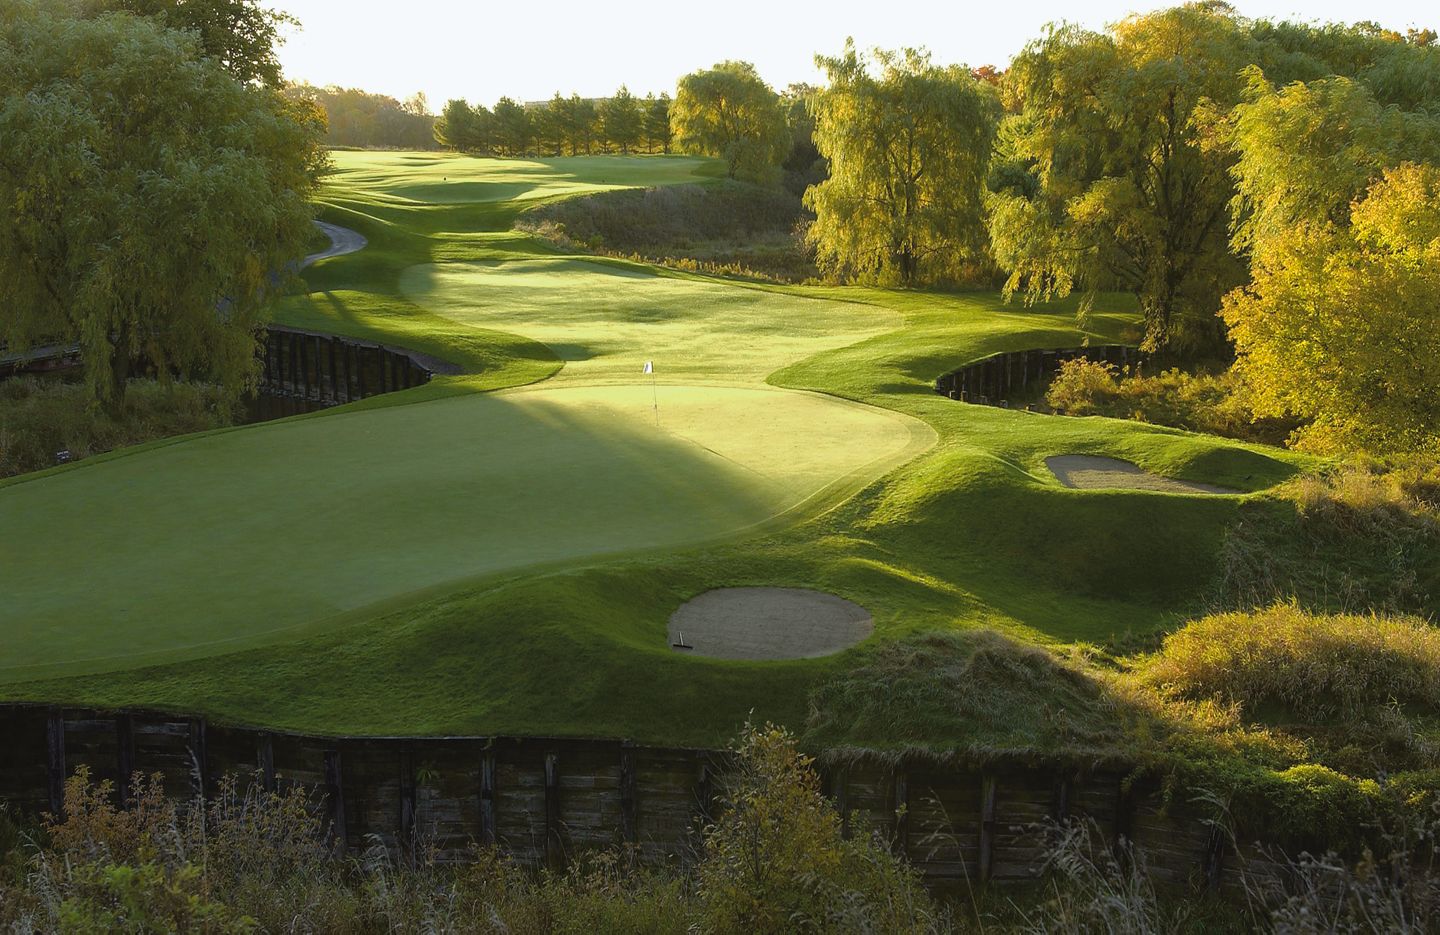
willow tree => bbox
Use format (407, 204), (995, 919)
(0, 2), (325, 409)
(989, 6), (1254, 352)
(805, 43), (999, 285)
(671, 61), (790, 183)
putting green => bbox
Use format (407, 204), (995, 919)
(0, 383), (926, 680)
(398, 259), (899, 383)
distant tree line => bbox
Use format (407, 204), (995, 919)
(434, 89), (673, 158)
(286, 84), (436, 150)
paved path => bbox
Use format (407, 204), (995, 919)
(303, 221), (367, 268)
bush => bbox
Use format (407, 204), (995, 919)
(1044, 358), (1296, 446)
(0, 376), (237, 478)
(698, 724), (939, 933)
(1142, 605), (1440, 721)
(1, 727), (937, 932)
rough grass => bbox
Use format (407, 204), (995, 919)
(804, 631), (1132, 762)
(1214, 459), (1440, 615)
(516, 180), (815, 282)
(1142, 605), (1440, 720)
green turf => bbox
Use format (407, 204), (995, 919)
(0, 151), (1314, 745)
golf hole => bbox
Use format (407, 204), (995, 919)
(667, 587), (873, 660)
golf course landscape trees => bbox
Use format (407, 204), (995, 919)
(989, 5), (1252, 352)
(1224, 163), (1440, 455)
(671, 61), (791, 183)
(601, 85), (643, 154)
(82, 0), (294, 87)
(0, 0), (325, 408)
(806, 43), (1000, 285)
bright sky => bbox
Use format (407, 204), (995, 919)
(274, 0), (1437, 110)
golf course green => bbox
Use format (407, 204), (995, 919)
(0, 151), (1309, 743)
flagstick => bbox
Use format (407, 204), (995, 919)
(650, 369), (660, 428)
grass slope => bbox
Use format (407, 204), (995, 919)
(0, 152), (1310, 746)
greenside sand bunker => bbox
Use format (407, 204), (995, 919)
(668, 588), (873, 660)
(1046, 455), (1239, 495)
(0, 384), (927, 680)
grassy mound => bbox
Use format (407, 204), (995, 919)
(1214, 460), (1440, 615)
(1143, 605), (1440, 719)
(804, 631), (1130, 761)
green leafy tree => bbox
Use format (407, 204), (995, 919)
(288, 84), (434, 149)
(0, 2), (325, 409)
(779, 82), (825, 195)
(82, 0), (294, 87)
(644, 92), (672, 153)
(536, 93), (568, 156)
(672, 61), (790, 183)
(1223, 163), (1440, 455)
(569, 94), (597, 155)
(601, 85), (643, 154)
(491, 97), (531, 157)
(989, 6), (1255, 351)
(1223, 67), (1440, 455)
(806, 43), (1000, 285)
(434, 98), (481, 152)
(1227, 70), (1440, 263)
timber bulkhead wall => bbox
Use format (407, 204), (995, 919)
(258, 325), (438, 407)
(0, 704), (1283, 893)
(935, 344), (1147, 409)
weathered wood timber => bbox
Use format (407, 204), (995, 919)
(0, 704), (1288, 893)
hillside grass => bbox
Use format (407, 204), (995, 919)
(0, 151), (1317, 752)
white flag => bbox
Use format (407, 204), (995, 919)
(643, 361), (653, 374)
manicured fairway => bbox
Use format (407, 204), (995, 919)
(398, 258), (899, 384)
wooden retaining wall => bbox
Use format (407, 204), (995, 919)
(935, 344), (1146, 409)
(258, 326), (437, 407)
(0, 704), (1271, 893)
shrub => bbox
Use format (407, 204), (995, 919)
(2, 728), (937, 932)
(1142, 605), (1440, 721)
(1044, 358), (1296, 446)
(0, 376), (237, 478)
(697, 723), (939, 933)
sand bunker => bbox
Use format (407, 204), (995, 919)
(1046, 455), (1238, 495)
(668, 588), (873, 660)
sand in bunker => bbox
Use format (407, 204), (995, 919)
(1046, 455), (1238, 495)
(668, 588), (873, 661)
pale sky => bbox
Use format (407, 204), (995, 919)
(274, 0), (1438, 110)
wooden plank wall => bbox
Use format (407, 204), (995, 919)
(0, 705), (1252, 891)
(934, 344), (1145, 408)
